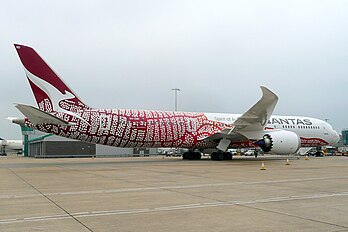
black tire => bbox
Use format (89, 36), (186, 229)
(194, 152), (202, 160)
(182, 152), (188, 160)
(223, 152), (232, 160)
(211, 152), (217, 160)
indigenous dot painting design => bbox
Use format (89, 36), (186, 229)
(22, 109), (329, 149)
(25, 110), (226, 149)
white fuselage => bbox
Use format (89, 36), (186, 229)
(0, 139), (23, 152)
(205, 113), (339, 146)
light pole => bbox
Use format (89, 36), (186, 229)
(171, 88), (180, 111)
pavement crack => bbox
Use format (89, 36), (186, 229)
(7, 168), (94, 232)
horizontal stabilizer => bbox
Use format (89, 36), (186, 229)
(6, 117), (25, 126)
(15, 104), (74, 126)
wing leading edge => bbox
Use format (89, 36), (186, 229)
(212, 86), (279, 151)
(233, 86), (278, 132)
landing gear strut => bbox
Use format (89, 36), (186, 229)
(182, 151), (202, 160)
(0, 146), (6, 156)
(211, 151), (232, 161)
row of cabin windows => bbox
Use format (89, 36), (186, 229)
(128, 120), (322, 129)
(131, 121), (187, 126)
(274, 125), (320, 129)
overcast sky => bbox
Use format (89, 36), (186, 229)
(1, 0), (347, 139)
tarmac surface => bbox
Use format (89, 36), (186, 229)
(0, 155), (347, 232)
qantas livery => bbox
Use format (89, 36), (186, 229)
(10, 44), (340, 160)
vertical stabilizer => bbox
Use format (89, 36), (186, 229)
(14, 44), (90, 113)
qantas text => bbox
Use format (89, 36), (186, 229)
(268, 118), (312, 125)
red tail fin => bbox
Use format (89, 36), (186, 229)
(14, 44), (90, 112)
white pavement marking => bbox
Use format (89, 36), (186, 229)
(1, 191), (347, 224)
(1, 176), (347, 200)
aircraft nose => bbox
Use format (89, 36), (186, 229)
(333, 131), (340, 144)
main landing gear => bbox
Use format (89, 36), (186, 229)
(0, 146), (6, 156)
(182, 151), (202, 160)
(182, 150), (233, 161)
(211, 151), (232, 161)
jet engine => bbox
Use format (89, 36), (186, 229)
(255, 130), (301, 155)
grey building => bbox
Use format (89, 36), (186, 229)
(22, 128), (157, 158)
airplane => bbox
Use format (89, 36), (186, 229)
(0, 138), (23, 156)
(9, 44), (340, 160)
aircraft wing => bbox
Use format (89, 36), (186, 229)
(205, 86), (278, 151)
(231, 86), (278, 132)
(15, 104), (74, 126)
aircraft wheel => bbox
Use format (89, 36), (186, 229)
(182, 152), (188, 160)
(217, 152), (224, 160)
(194, 152), (202, 160)
(211, 152), (217, 160)
(223, 152), (230, 160)
(223, 152), (232, 160)
(211, 152), (224, 160)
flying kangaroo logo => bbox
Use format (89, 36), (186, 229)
(25, 67), (75, 111)
(25, 68), (90, 125)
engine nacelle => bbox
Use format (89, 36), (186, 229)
(255, 130), (301, 155)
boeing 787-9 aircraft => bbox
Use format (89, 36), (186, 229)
(10, 44), (340, 160)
